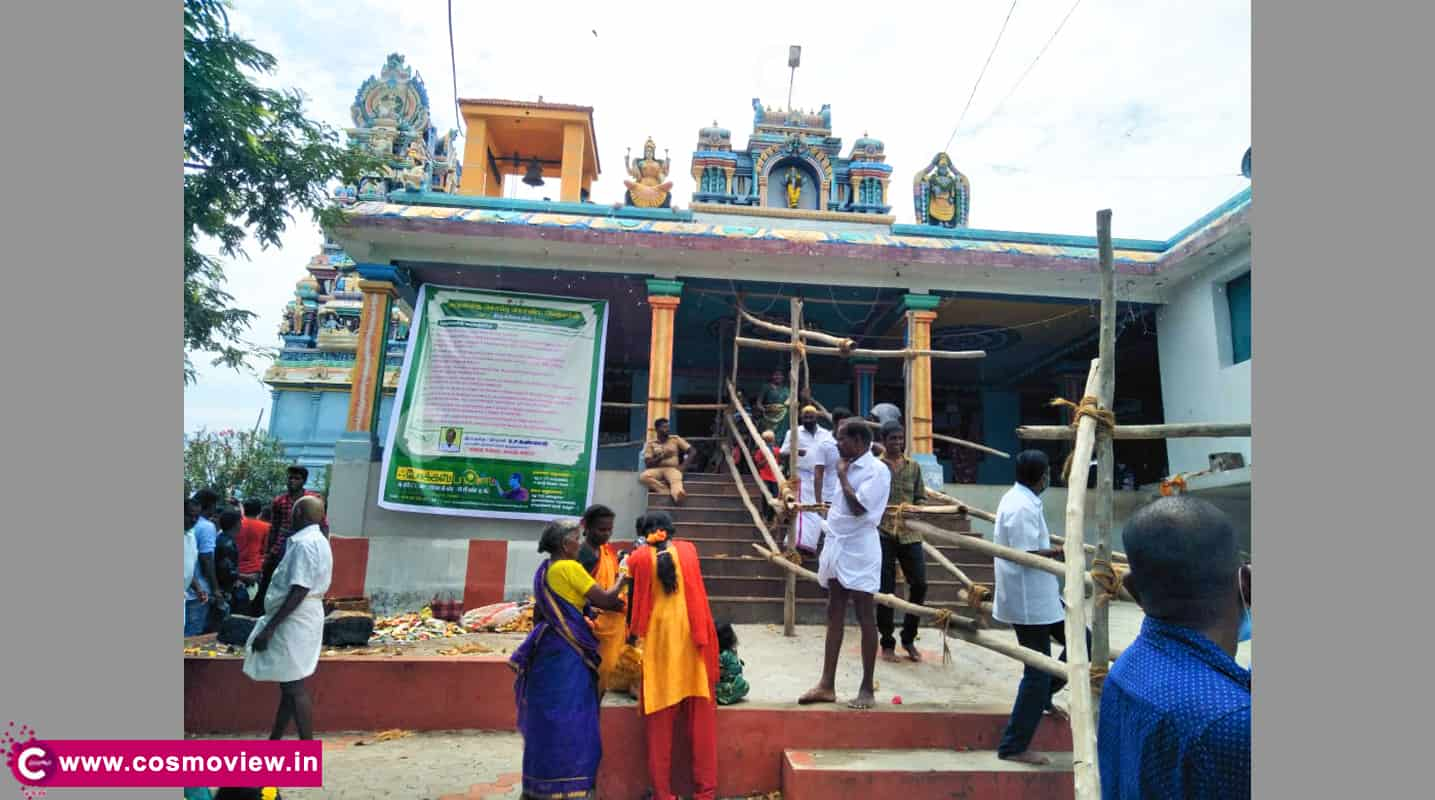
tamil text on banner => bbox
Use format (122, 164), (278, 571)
(378, 285), (608, 520)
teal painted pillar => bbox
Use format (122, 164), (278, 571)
(978, 390), (1020, 485)
(852, 358), (878, 417)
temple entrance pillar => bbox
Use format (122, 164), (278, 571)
(645, 279), (683, 439)
(902, 294), (941, 455)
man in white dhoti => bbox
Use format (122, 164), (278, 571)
(798, 419), (891, 710)
(244, 495), (333, 741)
(781, 406), (835, 556)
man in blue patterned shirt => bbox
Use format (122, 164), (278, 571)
(1099, 496), (1251, 799)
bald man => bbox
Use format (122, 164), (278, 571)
(243, 495), (333, 741)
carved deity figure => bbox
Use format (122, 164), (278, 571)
(913, 152), (970, 228)
(399, 135), (428, 192)
(623, 138), (673, 208)
(784, 167), (803, 209)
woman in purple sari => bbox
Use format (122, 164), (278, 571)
(510, 520), (630, 800)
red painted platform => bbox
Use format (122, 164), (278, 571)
(187, 656), (1073, 798)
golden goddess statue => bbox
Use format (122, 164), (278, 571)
(623, 138), (673, 208)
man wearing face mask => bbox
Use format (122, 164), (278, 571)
(1098, 496), (1251, 800)
(781, 405), (835, 556)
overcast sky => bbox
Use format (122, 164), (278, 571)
(183, 0), (1250, 435)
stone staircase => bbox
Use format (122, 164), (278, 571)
(648, 472), (998, 626)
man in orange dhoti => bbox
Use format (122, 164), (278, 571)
(628, 511), (720, 800)
(578, 504), (633, 695)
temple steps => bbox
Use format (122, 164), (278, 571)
(781, 748), (1075, 800)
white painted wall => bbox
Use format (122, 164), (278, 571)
(1156, 248), (1253, 475)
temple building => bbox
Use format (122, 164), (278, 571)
(262, 54), (1250, 605)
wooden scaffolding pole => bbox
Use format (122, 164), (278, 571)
(1063, 358), (1104, 799)
(784, 297), (803, 637)
(1093, 209), (1117, 683)
(735, 336), (985, 361)
(1016, 422), (1251, 440)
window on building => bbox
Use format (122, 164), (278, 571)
(1226, 272), (1252, 364)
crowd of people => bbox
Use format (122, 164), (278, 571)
(183, 467), (327, 637)
(623, 392), (1250, 798)
(182, 426), (1249, 798)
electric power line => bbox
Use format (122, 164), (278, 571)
(448, 0), (465, 135)
(945, 0), (1021, 152)
(971, 0), (1085, 136)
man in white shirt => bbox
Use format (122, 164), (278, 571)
(992, 449), (1091, 765)
(781, 406), (835, 555)
(244, 495), (334, 741)
(798, 419), (891, 710)
(183, 499), (207, 631)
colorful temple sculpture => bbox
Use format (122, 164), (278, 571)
(265, 237), (411, 469)
(913, 152), (971, 228)
(333, 53), (460, 205)
(689, 99), (892, 218)
(623, 138), (673, 208)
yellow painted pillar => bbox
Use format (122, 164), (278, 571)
(458, 117), (490, 197)
(561, 123), (586, 203)
(645, 279), (683, 439)
(345, 279), (397, 434)
(903, 294), (942, 455)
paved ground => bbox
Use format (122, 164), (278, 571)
(189, 601), (1249, 798)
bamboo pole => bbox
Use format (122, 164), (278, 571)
(600, 402), (647, 409)
(736, 336), (985, 361)
(931, 432), (1011, 459)
(724, 415), (781, 512)
(784, 298), (803, 637)
(1051, 534), (1129, 565)
(727, 382), (787, 488)
(904, 509), (1135, 603)
(1016, 422), (1251, 440)
(924, 488), (997, 523)
(731, 304), (742, 392)
(599, 436), (722, 448)
(752, 544), (1066, 678)
(906, 518), (1064, 577)
(740, 308), (856, 350)
(1093, 209), (1117, 683)
(1062, 358), (1104, 799)
(721, 444), (782, 555)
(920, 542), (994, 615)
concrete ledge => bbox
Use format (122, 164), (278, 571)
(184, 656), (516, 733)
(186, 656), (1071, 798)
(594, 702), (1073, 800)
(781, 748), (1074, 800)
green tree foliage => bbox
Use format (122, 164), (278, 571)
(183, 0), (377, 383)
(184, 427), (292, 502)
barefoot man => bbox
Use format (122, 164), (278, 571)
(639, 418), (691, 504)
(799, 418), (891, 710)
(876, 421), (928, 663)
(993, 450), (1091, 765)
(243, 495), (333, 741)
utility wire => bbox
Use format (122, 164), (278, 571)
(448, 0), (465, 135)
(945, 0), (1021, 152)
(969, 0), (1085, 137)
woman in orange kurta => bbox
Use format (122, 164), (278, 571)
(578, 504), (632, 695)
(627, 511), (720, 800)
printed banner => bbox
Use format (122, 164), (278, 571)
(378, 285), (608, 520)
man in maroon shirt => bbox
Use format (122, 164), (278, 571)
(252, 466), (328, 612)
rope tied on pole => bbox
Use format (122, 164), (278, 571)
(1090, 558), (1125, 608)
(1090, 663), (1109, 692)
(932, 608), (955, 666)
(966, 583), (993, 610)
(1050, 395), (1116, 482)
